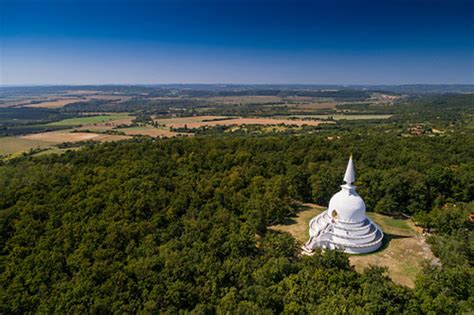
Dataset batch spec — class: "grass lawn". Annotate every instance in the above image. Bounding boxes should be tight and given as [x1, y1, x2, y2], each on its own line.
[270, 204, 324, 242]
[270, 203, 437, 288]
[47, 114, 130, 126]
[368, 213, 411, 230]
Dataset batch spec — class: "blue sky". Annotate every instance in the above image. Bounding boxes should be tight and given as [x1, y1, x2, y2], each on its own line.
[1, 0, 473, 85]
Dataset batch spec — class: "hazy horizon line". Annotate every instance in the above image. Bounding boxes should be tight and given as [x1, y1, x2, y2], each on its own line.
[2, 82, 474, 88]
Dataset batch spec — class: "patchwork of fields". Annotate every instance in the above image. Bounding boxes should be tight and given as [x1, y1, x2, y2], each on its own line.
[1, 91, 131, 109]
[1, 112, 393, 158]
[282, 114, 393, 120]
[24, 98, 87, 108]
[0, 114, 133, 157]
[154, 116, 331, 128]
[47, 114, 131, 126]
[205, 95, 283, 104]
[121, 126, 184, 137]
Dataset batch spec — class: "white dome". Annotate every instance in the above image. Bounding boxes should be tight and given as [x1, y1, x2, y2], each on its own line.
[328, 186, 366, 223]
[304, 156, 384, 254]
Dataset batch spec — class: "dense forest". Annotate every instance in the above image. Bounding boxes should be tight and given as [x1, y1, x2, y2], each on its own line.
[1, 129, 473, 313]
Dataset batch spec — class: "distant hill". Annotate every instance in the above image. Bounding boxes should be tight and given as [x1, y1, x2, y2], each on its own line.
[2, 84, 474, 96]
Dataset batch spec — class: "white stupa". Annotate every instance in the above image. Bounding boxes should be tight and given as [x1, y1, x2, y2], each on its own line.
[303, 156, 383, 254]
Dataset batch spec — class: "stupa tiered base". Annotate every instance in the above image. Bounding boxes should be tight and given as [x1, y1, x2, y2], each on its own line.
[304, 156, 384, 254]
[303, 210, 383, 254]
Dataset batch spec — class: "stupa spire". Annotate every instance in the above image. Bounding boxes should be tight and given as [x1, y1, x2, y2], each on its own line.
[343, 155, 355, 185]
[304, 154, 384, 254]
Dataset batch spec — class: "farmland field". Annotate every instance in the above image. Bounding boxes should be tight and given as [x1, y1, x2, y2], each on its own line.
[0, 136, 56, 156]
[7, 94, 130, 109]
[153, 116, 228, 125]
[47, 114, 131, 126]
[76, 117, 134, 131]
[283, 114, 393, 120]
[21, 131, 130, 143]
[23, 98, 86, 108]
[155, 116, 330, 128]
[121, 126, 184, 137]
[287, 102, 338, 109]
[206, 95, 283, 104]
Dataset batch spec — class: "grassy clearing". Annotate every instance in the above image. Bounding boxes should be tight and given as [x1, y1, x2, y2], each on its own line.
[261, 125, 296, 133]
[270, 204, 324, 242]
[373, 214, 411, 230]
[47, 114, 130, 126]
[270, 203, 436, 288]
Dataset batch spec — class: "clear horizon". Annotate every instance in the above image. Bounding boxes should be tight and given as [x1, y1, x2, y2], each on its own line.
[2, 0, 473, 85]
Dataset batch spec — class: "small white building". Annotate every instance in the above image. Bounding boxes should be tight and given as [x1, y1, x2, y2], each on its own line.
[303, 156, 384, 254]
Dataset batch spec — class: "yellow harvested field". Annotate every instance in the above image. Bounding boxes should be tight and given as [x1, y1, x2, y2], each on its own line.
[288, 102, 338, 109]
[22, 95, 130, 108]
[155, 116, 327, 128]
[284, 96, 315, 101]
[123, 128, 183, 137]
[77, 117, 135, 131]
[21, 131, 130, 143]
[207, 95, 283, 104]
[221, 118, 323, 127]
[0, 100, 31, 108]
[24, 98, 85, 108]
[270, 203, 438, 288]
[0, 137, 56, 156]
[93, 134, 131, 142]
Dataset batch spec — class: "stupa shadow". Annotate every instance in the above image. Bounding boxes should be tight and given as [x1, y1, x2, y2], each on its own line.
[373, 232, 412, 254]
[273, 203, 322, 226]
[278, 217, 299, 225]
[385, 233, 412, 240]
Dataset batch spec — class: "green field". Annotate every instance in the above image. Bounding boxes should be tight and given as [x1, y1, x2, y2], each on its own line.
[121, 126, 152, 131]
[46, 114, 130, 126]
[0, 137, 56, 156]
